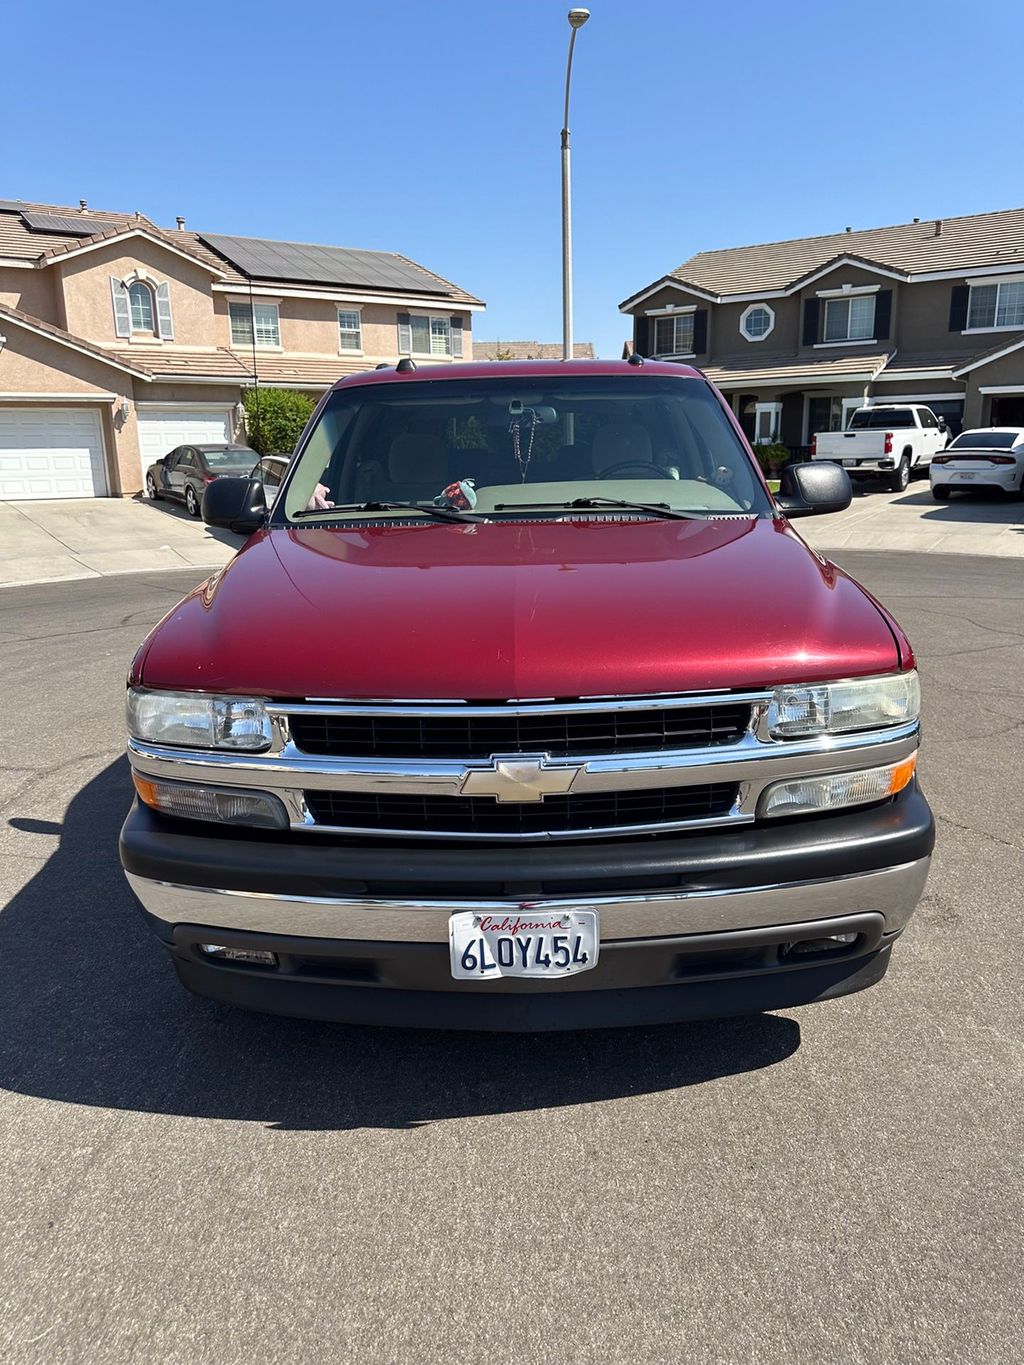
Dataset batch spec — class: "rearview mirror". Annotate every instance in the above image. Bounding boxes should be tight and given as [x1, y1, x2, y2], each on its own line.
[202, 476, 266, 534]
[774, 461, 852, 519]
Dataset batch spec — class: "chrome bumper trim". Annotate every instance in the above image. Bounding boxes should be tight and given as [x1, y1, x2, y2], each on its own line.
[127, 724, 920, 840]
[127, 857, 930, 944]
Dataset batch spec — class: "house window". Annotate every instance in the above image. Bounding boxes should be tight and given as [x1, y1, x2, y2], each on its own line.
[338, 309, 362, 351]
[823, 294, 875, 342]
[653, 314, 694, 355]
[230, 302, 281, 348]
[407, 315, 452, 356]
[740, 304, 774, 342]
[129, 282, 155, 333]
[966, 280, 1024, 330]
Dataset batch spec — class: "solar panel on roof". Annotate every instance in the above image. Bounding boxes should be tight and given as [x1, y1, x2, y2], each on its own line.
[21, 211, 126, 236]
[199, 233, 453, 295]
[0, 200, 27, 212]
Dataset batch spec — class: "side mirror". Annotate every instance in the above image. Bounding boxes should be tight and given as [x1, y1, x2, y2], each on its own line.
[202, 476, 266, 534]
[775, 460, 852, 519]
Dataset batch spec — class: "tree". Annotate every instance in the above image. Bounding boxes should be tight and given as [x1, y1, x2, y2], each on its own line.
[242, 387, 316, 455]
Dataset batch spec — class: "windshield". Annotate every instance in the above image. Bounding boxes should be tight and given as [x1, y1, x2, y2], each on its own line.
[202, 449, 257, 470]
[279, 375, 770, 523]
[948, 431, 1020, 450]
[849, 409, 918, 429]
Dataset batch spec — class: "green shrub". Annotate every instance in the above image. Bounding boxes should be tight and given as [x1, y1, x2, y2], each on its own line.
[243, 388, 316, 456]
[752, 442, 791, 474]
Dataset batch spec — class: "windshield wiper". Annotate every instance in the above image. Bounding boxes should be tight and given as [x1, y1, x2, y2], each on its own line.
[293, 500, 485, 524]
[492, 496, 706, 521]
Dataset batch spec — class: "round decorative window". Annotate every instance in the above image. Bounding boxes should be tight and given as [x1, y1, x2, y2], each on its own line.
[740, 304, 775, 342]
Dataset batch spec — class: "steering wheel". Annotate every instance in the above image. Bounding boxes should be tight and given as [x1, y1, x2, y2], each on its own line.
[598, 460, 673, 479]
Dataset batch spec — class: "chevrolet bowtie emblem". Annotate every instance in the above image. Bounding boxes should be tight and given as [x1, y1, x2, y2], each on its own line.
[460, 754, 583, 803]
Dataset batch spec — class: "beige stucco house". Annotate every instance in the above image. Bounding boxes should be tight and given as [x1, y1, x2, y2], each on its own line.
[620, 208, 1024, 449]
[0, 198, 484, 499]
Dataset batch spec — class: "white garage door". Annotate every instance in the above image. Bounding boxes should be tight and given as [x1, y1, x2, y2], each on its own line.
[137, 407, 232, 483]
[0, 407, 107, 500]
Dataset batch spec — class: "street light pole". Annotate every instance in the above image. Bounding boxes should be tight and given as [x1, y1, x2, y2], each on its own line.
[561, 8, 590, 362]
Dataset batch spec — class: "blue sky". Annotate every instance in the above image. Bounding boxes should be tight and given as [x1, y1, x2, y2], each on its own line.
[3, 0, 1021, 358]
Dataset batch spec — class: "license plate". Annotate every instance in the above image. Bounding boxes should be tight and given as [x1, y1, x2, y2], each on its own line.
[842, 458, 858, 467]
[449, 909, 599, 980]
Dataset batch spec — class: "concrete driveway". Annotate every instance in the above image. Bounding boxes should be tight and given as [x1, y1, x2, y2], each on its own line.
[799, 478, 1024, 557]
[0, 497, 244, 588]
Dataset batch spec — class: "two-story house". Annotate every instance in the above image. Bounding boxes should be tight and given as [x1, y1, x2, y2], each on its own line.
[619, 208, 1024, 450]
[0, 198, 483, 500]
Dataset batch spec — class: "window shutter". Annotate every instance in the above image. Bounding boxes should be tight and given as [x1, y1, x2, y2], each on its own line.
[155, 281, 174, 340]
[949, 285, 969, 332]
[634, 316, 650, 357]
[397, 312, 412, 354]
[874, 290, 892, 340]
[450, 316, 464, 358]
[110, 277, 131, 338]
[802, 298, 820, 346]
[692, 309, 708, 355]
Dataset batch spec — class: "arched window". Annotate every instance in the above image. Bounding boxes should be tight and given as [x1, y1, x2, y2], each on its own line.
[128, 281, 155, 333]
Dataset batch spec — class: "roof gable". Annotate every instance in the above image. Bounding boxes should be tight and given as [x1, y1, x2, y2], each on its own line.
[39, 226, 227, 277]
[621, 207, 1024, 307]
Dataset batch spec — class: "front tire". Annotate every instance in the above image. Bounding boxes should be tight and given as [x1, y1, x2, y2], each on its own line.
[888, 456, 911, 493]
[932, 485, 951, 501]
[185, 484, 199, 518]
[146, 474, 161, 501]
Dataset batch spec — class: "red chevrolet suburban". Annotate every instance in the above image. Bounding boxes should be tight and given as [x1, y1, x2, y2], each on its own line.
[120, 360, 933, 1030]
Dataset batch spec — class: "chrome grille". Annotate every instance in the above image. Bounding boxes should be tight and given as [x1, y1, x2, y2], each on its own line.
[287, 701, 753, 759]
[304, 783, 739, 837]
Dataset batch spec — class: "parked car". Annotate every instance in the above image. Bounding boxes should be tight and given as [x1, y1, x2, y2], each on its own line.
[811, 404, 948, 492]
[930, 427, 1024, 500]
[120, 359, 933, 1031]
[145, 443, 259, 518]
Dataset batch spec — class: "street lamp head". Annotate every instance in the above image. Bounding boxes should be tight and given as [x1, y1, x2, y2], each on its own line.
[568, 8, 590, 28]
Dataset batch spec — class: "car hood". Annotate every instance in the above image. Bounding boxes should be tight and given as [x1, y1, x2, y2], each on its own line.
[136, 517, 902, 698]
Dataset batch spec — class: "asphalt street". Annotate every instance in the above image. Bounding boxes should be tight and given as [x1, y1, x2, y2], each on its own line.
[0, 553, 1021, 1364]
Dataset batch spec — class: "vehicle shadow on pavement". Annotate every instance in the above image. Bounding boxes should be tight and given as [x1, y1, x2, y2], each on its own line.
[0, 760, 801, 1132]
[132, 493, 246, 550]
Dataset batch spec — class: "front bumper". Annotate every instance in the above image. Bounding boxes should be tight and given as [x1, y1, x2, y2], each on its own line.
[121, 783, 933, 1029]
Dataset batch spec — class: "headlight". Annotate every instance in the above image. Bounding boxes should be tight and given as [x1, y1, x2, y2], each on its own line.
[759, 755, 917, 819]
[127, 688, 273, 751]
[765, 671, 919, 740]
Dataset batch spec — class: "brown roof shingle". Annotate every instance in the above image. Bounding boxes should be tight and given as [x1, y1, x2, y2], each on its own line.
[623, 207, 1024, 303]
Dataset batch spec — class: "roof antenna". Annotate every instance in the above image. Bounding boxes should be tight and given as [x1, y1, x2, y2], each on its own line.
[395, 357, 417, 373]
[627, 351, 644, 366]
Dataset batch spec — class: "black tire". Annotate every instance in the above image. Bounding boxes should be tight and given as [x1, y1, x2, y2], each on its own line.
[146, 474, 161, 501]
[185, 484, 200, 518]
[888, 456, 910, 493]
[932, 485, 951, 501]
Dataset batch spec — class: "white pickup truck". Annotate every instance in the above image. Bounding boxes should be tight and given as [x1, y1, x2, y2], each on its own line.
[811, 404, 949, 492]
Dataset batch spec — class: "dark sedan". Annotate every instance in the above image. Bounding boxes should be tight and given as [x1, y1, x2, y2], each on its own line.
[145, 443, 259, 518]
